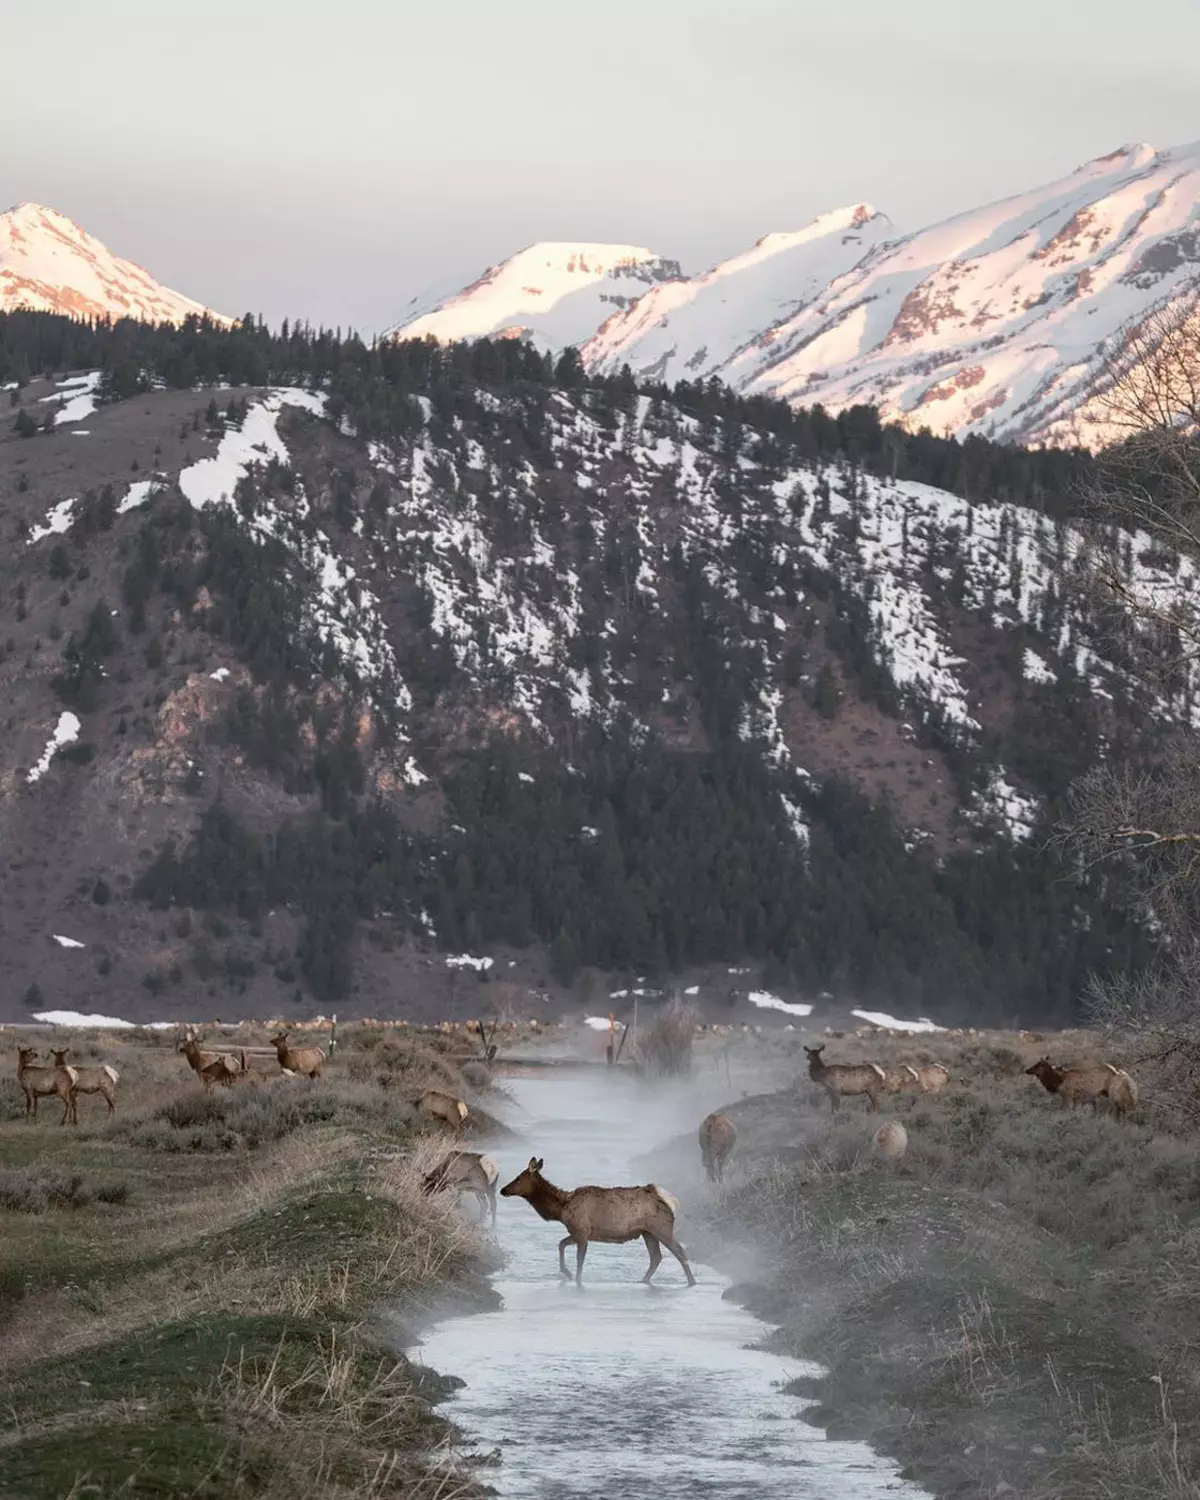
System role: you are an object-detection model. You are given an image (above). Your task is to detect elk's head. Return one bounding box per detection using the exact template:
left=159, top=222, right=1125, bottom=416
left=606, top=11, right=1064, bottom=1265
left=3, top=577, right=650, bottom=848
left=17, top=1047, right=37, bottom=1067
left=804, top=1045, right=825, bottom=1063
left=50, top=1048, right=70, bottom=1067
left=270, top=1031, right=289, bottom=1047
left=500, top=1157, right=544, bottom=1199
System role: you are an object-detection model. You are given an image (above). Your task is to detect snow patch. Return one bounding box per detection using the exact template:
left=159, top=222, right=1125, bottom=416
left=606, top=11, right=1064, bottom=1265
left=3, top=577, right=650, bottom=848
left=27, top=712, right=81, bottom=783
left=445, top=954, right=494, bottom=972
left=27, top=497, right=77, bottom=544
left=51, top=934, right=86, bottom=949
left=852, top=1010, right=945, bottom=1033
left=748, top=991, right=813, bottom=1017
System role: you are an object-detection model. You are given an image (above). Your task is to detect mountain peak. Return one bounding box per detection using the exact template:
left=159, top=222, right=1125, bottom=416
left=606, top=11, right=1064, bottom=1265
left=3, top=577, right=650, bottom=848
left=0, top=202, right=228, bottom=327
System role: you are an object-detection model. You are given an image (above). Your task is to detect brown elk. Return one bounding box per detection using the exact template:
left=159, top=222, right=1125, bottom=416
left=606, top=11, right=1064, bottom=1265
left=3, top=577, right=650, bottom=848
left=178, top=1030, right=242, bottom=1088
left=913, top=1062, right=950, bottom=1094
left=698, top=1111, right=736, bottom=1182
left=1025, top=1057, right=1138, bottom=1114
left=414, top=1089, right=469, bottom=1131
left=422, top=1150, right=499, bottom=1228
left=873, top=1119, right=908, bottom=1160
left=500, top=1156, right=696, bottom=1287
left=269, top=1031, right=326, bottom=1079
left=805, top=1044, right=885, bottom=1112
left=16, top=1048, right=78, bottom=1125
left=880, top=1062, right=950, bottom=1096
left=49, top=1048, right=119, bottom=1117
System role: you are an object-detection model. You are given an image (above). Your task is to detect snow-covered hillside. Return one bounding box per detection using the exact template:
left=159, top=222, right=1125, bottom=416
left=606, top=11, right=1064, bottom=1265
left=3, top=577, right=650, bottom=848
left=382, top=242, right=681, bottom=351
left=0, top=203, right=228, bottom=326
left=390, top=141, right=1200, bottom=446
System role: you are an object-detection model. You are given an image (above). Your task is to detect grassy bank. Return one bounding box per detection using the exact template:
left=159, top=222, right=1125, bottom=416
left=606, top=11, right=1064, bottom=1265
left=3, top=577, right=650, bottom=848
left=0, top=1024, right=506, bottom=1499
left=672, top=1028, right=1200, bottom=1500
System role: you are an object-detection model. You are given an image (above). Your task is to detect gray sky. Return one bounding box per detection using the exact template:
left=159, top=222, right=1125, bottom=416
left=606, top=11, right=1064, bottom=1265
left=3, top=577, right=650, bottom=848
left=6, top=0, right=1200, bottom=334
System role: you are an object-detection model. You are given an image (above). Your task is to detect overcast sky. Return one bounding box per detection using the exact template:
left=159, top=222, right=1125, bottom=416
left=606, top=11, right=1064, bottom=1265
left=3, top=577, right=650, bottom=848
left=6, top=0, right=1200, bottom=333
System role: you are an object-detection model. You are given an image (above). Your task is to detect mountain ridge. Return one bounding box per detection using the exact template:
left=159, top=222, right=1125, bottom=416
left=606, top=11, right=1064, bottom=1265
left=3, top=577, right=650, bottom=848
left=0, top=202, right=230, bottom=327
left=390, top=140, right=1200, bottom=446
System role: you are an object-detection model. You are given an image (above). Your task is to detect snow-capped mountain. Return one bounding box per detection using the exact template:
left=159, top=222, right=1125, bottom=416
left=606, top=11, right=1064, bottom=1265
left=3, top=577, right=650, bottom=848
left=389, top=141, right=1200, bottom=446
left=383, top=241, right=681, bottom=351
left=0, top=203, right=228, bottom=326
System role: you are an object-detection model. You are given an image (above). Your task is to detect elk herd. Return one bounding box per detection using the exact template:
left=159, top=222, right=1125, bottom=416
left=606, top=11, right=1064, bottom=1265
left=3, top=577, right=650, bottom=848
left=8, top=1021, right=1142, bottom=1289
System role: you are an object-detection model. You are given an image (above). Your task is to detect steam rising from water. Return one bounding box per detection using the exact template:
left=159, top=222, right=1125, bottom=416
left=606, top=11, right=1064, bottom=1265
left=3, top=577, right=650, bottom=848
left=409, top=1067, right=930, bottom=1498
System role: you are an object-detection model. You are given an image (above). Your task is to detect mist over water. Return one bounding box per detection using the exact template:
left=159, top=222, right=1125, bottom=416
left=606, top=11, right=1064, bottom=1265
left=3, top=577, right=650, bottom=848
left=409, top=1066, right=929, bottom=1498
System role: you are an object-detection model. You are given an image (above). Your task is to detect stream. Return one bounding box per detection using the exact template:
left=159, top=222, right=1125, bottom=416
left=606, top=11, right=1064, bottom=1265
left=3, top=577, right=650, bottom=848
left=410, top=1066, right=928, bottom=1498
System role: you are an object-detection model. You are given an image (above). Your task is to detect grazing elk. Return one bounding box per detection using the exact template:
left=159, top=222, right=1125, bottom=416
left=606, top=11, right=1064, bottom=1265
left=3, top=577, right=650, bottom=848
left=873, top=1119, right=908, bottom=1161
left=422, top=1150, right=499, bottom=1228
left=500, top=1156, right=696, bottom=1287
left=880, top=1062, right=951, bottom=1097
left=698, top=1111, right=736, bottom=1182
left=413, top=1089, right=469, bottom=1131
left=1025, top=1057, right=1138, bottom=1115
left=49, top=1048, right=119, bottom=1117
left=913, top=1062, right=950, bottom=1094
left=805, top=1044, right=886, bottom=1113
left=269, top=1031, right=326, bottom=1080
left=16, top=1048, right=77, bottom=1125
left=880, top=1064, right=922, bottom=1096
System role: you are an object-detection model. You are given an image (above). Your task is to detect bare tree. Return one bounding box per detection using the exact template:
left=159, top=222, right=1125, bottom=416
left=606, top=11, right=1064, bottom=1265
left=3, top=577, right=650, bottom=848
left=1061, top=297, right=1200, bottom=1106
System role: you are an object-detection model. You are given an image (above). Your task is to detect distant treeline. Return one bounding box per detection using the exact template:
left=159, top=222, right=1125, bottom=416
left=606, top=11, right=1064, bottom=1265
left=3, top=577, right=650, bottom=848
left=0, top=308, right=1094, bottom=516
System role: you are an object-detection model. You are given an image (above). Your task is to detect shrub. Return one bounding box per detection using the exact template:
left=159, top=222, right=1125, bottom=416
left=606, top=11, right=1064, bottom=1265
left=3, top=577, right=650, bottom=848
left=0, top=1167, right=93, bottom=1212
left=633, top=999, right=697, bottom=1077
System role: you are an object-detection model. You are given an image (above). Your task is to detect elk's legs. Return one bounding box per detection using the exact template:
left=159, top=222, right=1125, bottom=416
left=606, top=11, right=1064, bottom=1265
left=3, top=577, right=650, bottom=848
left=663, top=1234, right=697, bottom=1288
left=642, top=1232, right=663, bottom=1283
left=558, top=1235, right=575, bottom=1279
left=575, top=1239, right=588, bottom=1285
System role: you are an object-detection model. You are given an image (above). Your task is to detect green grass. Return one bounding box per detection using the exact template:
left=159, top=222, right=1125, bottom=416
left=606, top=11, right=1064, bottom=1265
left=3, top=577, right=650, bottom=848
left=0, top=1025, right=500, bottom=1498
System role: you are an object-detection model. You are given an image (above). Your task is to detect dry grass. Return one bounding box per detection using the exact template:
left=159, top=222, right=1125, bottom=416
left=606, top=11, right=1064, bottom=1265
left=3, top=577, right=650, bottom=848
left=677, top=1024, right=1200, bottom=1500
left=0, top=1023, right=502, bottom=1497
left=631, top=999, right=698, bottom=1078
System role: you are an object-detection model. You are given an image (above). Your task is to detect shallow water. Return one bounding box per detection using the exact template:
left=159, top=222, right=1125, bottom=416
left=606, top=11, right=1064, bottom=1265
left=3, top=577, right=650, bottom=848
left=410, top=1069, right=928, bottom=1498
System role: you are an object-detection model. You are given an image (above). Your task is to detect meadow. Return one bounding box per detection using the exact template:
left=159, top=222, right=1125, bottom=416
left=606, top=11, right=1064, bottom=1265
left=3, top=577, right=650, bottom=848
left=0, top=1022, right=507, bottom=1500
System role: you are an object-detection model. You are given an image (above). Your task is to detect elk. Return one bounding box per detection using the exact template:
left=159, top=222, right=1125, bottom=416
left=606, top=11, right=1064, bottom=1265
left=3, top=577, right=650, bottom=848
left=873, top=1120, right=908, bottom=1160
left=269, top=1031, right=326, bottom=1079
left=49, top=1049, right=119, bottom=1117
left=698, top=1111, right=736, bottom=1182
left=1025, top=1057, right=1139, bottom=1114
left=422, top=1150, right=499, bottom=1228
left=880, top=1062, right=950, bottom=1096
left=16, top=1047, right=78, bottom=1125
left=914, top=1062, right=950, bottom=1094
left=413, top=1089, right=469, bottom=1131
left=805, top=1044, right=885, bottom=1112
left=178, top=1027, right=243, bottom=1086
left=879, top=1064, right=922, bottom=1096
left=500, top=1156, right=696, bottom=1287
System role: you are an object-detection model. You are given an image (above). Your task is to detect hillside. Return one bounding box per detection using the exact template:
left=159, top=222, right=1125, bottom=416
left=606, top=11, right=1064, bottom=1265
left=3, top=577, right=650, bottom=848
left=391, top=140, right=1200, bottom=446
left=0, top=312, right=1178, bottom=1027
left=0, top=203, right=228, bottom=328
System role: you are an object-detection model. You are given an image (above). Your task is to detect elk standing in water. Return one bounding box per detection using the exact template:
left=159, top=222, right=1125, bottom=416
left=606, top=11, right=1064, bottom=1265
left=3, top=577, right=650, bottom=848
left=16, top=1048, right=77, bottom=1125
left=501, top=1156, right=696, bottom=1287
left=49, top=1049, right=119, bottom=1118
left=805, top=1044, right=886, bottom=1113
left=423, top=1150, right=499, bottom=1228
left=1025, top=1057, right=1138, bottom=1114
left=698, top=1111, right=736, bottom=1182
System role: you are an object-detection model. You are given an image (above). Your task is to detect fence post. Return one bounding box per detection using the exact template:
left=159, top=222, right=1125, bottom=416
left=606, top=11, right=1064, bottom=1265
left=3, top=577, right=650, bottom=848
left=330, top=1014, right=338, bottom=1056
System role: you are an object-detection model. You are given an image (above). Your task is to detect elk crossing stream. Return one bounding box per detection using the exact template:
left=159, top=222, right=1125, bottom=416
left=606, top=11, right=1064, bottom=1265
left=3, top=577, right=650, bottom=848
left=409, top=1065, right=928, bottom=1498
